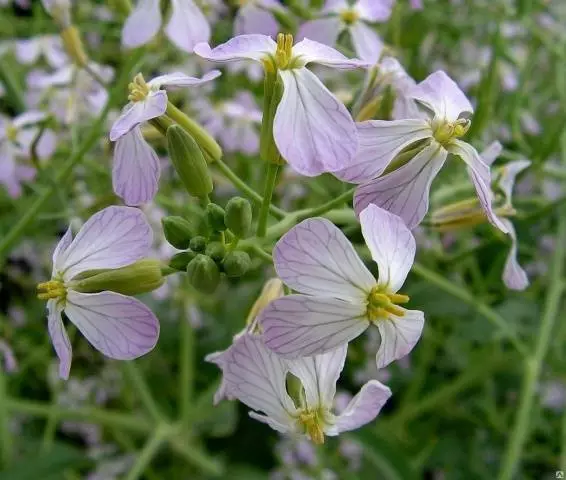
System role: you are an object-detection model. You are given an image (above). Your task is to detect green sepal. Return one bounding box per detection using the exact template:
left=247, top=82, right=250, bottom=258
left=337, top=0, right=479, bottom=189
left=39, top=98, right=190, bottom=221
left=206, top=203, right=226, bottom=232
left=162, top=216, right=197, bottom=250
left=187, top=254, right=220, bottom=294
left=189, top=236, right=207, bottom=253
left=222, top=251, right=251, bottom=278
left=225, top=197, right=252, bottom=239
left=169, top=251, right=197, bottom=271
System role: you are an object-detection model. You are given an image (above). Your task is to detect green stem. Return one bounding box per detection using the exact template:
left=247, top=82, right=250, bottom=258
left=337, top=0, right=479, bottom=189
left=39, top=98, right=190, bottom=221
left=168, top=438, right=224, bottom=477
left=179, top=299, right=194, bottom=430
left=124, top=424, right=171, bottom=480
left=0, top=57, right=25, bottom=112
left=0, top=368, right=11, bottom=468
left=251, top=243, right=273, bottom=263
left=295, top=188, right=355, bottom=220
left=257, top=163, right=280, bottom=237
left=0, top=49, right=145, bottom=264
left=214, top=159, right=286, bottom=219
left=122, top=362, right=165, bottom=423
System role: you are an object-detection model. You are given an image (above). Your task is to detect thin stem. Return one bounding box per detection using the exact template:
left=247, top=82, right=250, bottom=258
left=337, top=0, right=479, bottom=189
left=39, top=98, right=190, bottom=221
left=179, top=298, right=194, bottom=430
left=124, top=424, right=171, bottom=480
left=295, top=188, right=355, bottom=221
left=214, top=159, right=286, bottom=219
left=122, top=362, right=165, bottom=423
left=0, top=56, right=25, bottom=112
left=0, top=368, right=12, bottom=468
left=257, top=163, right=280, bottom=237
left=250, top=243, right=273, bottom=263
left=168, top=437, right=224, bottom=477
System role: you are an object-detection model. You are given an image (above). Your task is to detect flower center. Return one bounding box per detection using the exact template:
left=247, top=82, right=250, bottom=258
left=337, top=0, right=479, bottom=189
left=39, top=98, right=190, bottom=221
left=340, top=8, right=359, bottom=25
left=432, top=118, right=471, bottom=146
left=5, top=124, right=17, bottom=142
left=297, top=408, right=327, bottom=444
left=128, top=73, right=151, bottom=102
left=275, top=32, right=294, bottom=70
left=366, top=286, right=409, bottom=321
left=37, top=279, right=67, bottom=304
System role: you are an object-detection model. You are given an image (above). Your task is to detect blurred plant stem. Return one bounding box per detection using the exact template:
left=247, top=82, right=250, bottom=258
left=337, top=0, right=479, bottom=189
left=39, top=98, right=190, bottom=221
left=257, top=163, right=280, bottom=237
left=498, top=134, right=566, bottom=480
left=179, top=296, right=195, bottom=430
left=124, top=423, right=171, bottom=480
left=122, top=361, right=165, bottom=423
left=0, top=49, right=145, bottom=265
left=0, top=56, right=25, bottom=112
left=0, top=368, right=12, bottom=468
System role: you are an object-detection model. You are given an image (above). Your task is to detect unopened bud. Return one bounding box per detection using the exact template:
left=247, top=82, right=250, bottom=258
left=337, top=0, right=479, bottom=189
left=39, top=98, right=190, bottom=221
left=223, top=251, right=251, bottom=278
left=162, top=216, right=197, bottom=250
left=206, top=203, right=226, bottom=232
left=225, top=197, right=252, bottom=238
left=189, top=236, right=207, bottom=253
left=430, top=198, right=486, bottom=232
left=60, top=26, right=88, bottom=67
left=246, top=278, right=284, bottom=324
left=167, top=125, right=213, bottom=199
left=71, top=259, right=164, bottom=296
left=170, top=251, right=197, bottom=271
left=205, top=241, right=226, bottom=263
left=187, top=254, right=220, bottom=294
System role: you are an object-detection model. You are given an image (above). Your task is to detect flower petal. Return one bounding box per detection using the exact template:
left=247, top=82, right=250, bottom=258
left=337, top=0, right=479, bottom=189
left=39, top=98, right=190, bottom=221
left=113, top=127, right=160, bottom=206
left=447, top=140, right=509, bottom=233
left=376, top=308, right=424, bottom=368
left=334, top=380, right=391, bottom=433
left=235, top=3, right=280, bottom=37
left=354, top=141, right=447, bottom=229
left=13, top=110, right=47, bottom=128
left=260, top=295, right=369, bottom=358
left=221, top=334, right=296, bottom=429
left=65, top=291, right=159, bottom=360
left=286, top=344, right=347, bottom=408
left=409, top=70, right=473, bottom=122
left=58, top=206, right=152, bottom=280
left=323, top=0, right=349, bottom=13
left=498, top=159, right=531, bottom=205
left=121, top=0, right=162, bottom=49
left=52, top=227, right=73, bottom=271
left=109, top=92, right=167, bottom=141
left=149, top=70, right=221, bottom=89
left=165, top=0, right=210, bottom=52
left=479, top=140, right=503, bottom=167
left=355, top=0, right=394, bottom=22
left=292, top=38, right=370, bottom=69
left=349, top=21, right=384, bottom=64
left=359, top=204, right=416, bottom=293
left=274, top=217, right=375, bottom=301
left=296, top=18, right=343, bottom=47
left=333, top=119, right=431, bottom=183
left=194, top=34, right=277, bottom=63
left=15, top=39, right=40, bottom=64
left=275, top=68, right=358, bottom=176
left=47, top=299, right=72, bottom=380
left=501, top=219, right=529, bottom=291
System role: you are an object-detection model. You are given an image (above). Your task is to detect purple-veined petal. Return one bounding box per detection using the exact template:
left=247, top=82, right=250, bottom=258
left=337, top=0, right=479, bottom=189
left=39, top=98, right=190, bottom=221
left=447, top=139, right=509, bottom=233
left=47, top=299, right=72, bottom=379
left=235, top=3, right=279, bottom=37
left=121, top=0, right=162, bottom=49
left=296, top=18, right=343, bottom=47
left=275, top=68, right=358, bottom=176
left=205, top=350, right=234, bottom=405
left=221, top=334, right=296, bottom=429
left=354, top=0, right=394, bottom=22
left=334, top=380, right=391, bottom=433
left=354, top=140, right=448, bottom=229
left=113, top=127, right=160, bottom=206
left=248, top=412, right=294, bottom=434
left=57, top=206, right=152, bottom=280
left=333, top=119, right=431, bottom=184
left=65, top=291, right=159, bottom=360
left=375, top=308, right=424, bottom=368
left=149, top=69, right=221, bottom=89
left=15, top=38, right=40, bottom=64
left=348, top=21, right=384, bottom=64
left=52, top=227, right=73, bottom=271
left=165, top=0, right=210, bottom=52
left=260, top=295, right=369, bottom=358
left=359, top=204, right=416, bottom=293
left=109, top=91, right=167, bottom=141
left=501, top=219, right=529, bottom=291
left=274, top=217, right=375, bottom=301
left=409, top=70, right=473, bottom=122
left=479, top=140, right=503, bottom=167
left=292, top=38, right=370, bottom=69
left=194, top=34, right=276, bottom=63
left=498, top=159, right=531, bottom=205
left=13, top=110, right=47, bottom=128
left=286, top=344, right=347, bottom=409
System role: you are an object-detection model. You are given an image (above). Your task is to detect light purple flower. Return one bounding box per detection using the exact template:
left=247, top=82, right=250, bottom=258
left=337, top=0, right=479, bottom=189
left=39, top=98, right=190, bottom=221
left=15, top=35, right=67, bottom=68
left=340, top=70, right=508, bottom=233
left=195, top=34, right=369, bottom=176
left=40, top=0, right=71, bottom=26
left=122, top=0, right=210, bottom=52
left=213, top=333, right=391, bottom=443
left=259, top=204, right=425, bottom=369
left=298, top=0, right=392, bottom=63
left=235, top=0, right=282, bottom=37
left=410, top=0, right=424, bottom=9
left=0, top=339, right=17, bottom=373
left=39, top=206, right=160, bottom=380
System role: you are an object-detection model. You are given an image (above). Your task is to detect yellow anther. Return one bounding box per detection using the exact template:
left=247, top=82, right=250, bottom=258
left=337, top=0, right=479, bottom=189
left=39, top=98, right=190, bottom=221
left=298, top=410, right=325, bottom=445
left=366, top=287, right=410, bottom=321
left=275, top=33, right=294, bottom=70
left=37, top=280, right=67, bottom=302
left=390, top=293, right=410, bottom=304
left=5, top=125, right=17, bottom=142
left=128, top=73, right=151, bottom=102
left=432, top=118, right=471, bottom=145
left=340, top=9, right=360, bottom=25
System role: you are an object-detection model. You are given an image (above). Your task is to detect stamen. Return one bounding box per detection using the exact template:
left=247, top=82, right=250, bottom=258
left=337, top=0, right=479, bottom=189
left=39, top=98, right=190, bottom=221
left=127, top=73, right=151, bottom=102
left=298, top=410, right=325, bottom=445
left=275, top=33, right=294, bottom=70
left=340, top=9, right=359, bottom=25
left=37, top=280, right=67, bottom=301
left=366, top=287, right=410, bottom=321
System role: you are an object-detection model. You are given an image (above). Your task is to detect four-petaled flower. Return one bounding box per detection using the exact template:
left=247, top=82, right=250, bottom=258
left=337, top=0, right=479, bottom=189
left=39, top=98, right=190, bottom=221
left=259, top=204, right=425, bottom=369
left=195, top=33, right=369, bottom=176
left=211, top=333, right=391, bottom=444
left=38, top=206, right=160, bottom=380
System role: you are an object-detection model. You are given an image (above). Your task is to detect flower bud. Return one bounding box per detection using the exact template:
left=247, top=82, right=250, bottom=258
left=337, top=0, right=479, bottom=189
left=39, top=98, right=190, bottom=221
left=225, top=197, right=252, bottom=239
left=429, top=198, right=486, bottom=232
left=162, top=216, right=197, bottom=250
left=187, top=254, right=220, bottom=294
left=206, top=203, right=226, bottom=232
left=71, top=259, right=164, bottom=296
left=170, top=251, right=197, bottom=271
left=223, top=251, right=251, bottom=278
left=205, top=242, right=226, bottom=263
left=167, top=125, right=213, bottom=199
left=189, top=236, right=207, bottom=253
left=41, top=0, right=72, bottom=27
left=60, top=26, right=88, bottom=67
left=246, top=278, right=284, bottom=325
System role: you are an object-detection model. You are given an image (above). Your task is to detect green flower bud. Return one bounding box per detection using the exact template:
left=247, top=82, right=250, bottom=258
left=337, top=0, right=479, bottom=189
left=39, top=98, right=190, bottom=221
left=206, top=203, right=226, bottom=232
left=189, top=236, right=207, bottom=253
left=71, top=259, right=164, bottom=296
left=162, top=216, right=196, bottom=250
left=167, top=124, right=213, bottom=199
left=223, top=251, right=251, bottom=278
left=187, top=254, right=220, bottom=294
left=205, top=241, right=226, bottom=263
left=225, top=197, right=252, bottom=238
left=169, top=251, right=197, bottom=271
